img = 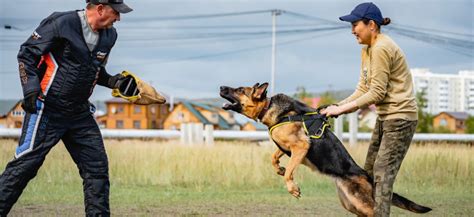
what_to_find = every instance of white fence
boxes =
[1,113,472,143]
[0,127,473,143]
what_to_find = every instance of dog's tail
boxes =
[392,193,432,213]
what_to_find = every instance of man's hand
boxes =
[108,73,127,89]
[21,91,39,114]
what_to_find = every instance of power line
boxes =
[110,28,345,67]
[391,23,473,38]
[117,26,346,42]
[387,26,474,57]
[284,10,344,26]
[118,23,325,30]
[122,10,273,22]
[2,9,472,58]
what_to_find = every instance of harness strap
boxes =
[268,112,330,139]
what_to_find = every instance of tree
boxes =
[318,91,337,106]
[293,86,312,100]
[466,116,474,134]
[416,89,433,133]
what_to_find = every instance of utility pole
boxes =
[270,9,282,96]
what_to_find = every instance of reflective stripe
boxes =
[269,112,329,139]
[303,122,330,139]
[40,52,58,95]
[15,100,44,158]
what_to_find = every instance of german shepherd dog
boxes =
[219,83,431,216]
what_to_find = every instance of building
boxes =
[411,68,474,115]
[241,121,267,131]
[0,100,24,129]
[97,98,172,129]
[301,97,321,109]
[433,111,469,134]
[163,101,239,130]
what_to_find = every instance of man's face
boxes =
[97,5,120,29]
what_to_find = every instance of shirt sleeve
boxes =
[96,66,113,88]
[17,14,59,97]
[354,46,390,108]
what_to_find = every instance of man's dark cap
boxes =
[87,0,133,14]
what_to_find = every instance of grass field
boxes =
[0,139,473,216]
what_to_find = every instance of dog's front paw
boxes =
[277,167,286,176]
[287,182,301,199]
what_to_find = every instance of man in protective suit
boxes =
[0,1,161,216]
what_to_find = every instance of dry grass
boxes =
[0,139,473,216]
[1,138,472,191]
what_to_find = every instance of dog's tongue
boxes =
[222,103,232,110]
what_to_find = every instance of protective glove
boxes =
[111,71,166,105]
[108,73,127,89]
[21,91,39,114]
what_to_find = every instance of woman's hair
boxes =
[381,18,391,26]
[361,17,391,30]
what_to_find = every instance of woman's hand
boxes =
[320,105,343,117]
[320,101,359,117]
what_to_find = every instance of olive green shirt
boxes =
[338,34,418,121]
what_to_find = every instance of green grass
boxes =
[1,139,473,216]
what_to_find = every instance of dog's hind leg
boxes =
[271,149,286,176]
[336,177,374,217]
[301,158,318,172]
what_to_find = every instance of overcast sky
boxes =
[0,0,472,101]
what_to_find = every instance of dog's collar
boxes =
[257,99,270,122]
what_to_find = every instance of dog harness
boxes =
[268,112,330,156]
[269,112,330,139]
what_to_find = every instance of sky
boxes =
[0,0,473,101]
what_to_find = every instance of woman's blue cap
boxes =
[339,2,384,25]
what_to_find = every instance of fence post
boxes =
[204,124,214,146]
[192,123,204,145]
[334,115,343,141]
[349,112,358,147]
[180,123,187,145]
[186,123,194,145]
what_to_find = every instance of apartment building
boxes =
[411,68,474,115]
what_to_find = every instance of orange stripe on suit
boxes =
[39,53,57,94]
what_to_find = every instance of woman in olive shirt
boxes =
[321,2,418,216]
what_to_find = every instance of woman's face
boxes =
[351,20,373,45]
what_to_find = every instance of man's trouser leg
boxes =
[62,114,110,217]
[372,119,417,217]
[0,108,62,216]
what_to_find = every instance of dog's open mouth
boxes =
[219,86,241,111]
[220,94,239,110]
[222,98,238,110]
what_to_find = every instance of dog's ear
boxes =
[253,82,268,100]
[252,83,260,89]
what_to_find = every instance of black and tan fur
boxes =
[219,83,431,216]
